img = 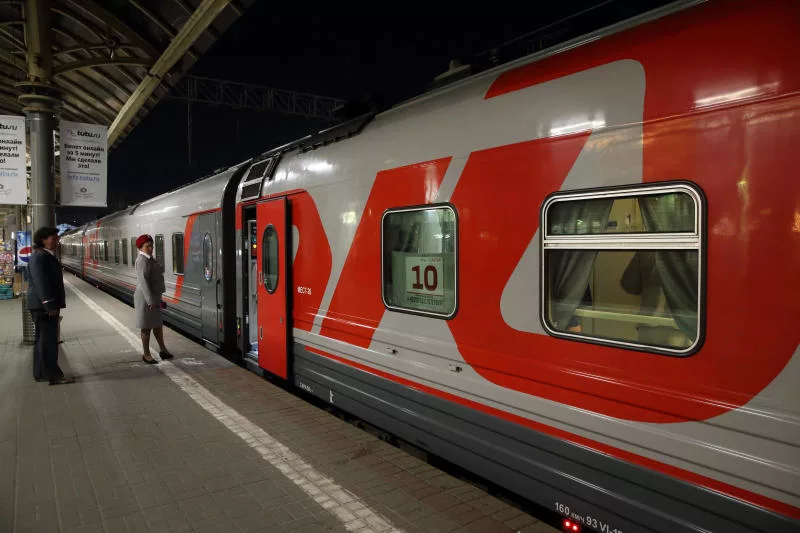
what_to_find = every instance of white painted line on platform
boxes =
[65,278,402,533]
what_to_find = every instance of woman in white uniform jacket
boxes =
[134,234,173,364]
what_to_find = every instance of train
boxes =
[60,1,800,531]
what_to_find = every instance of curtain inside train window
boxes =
[154,235,165,269]
[172,233,185,275]
[382,205,457,318]
[541,184,703,356]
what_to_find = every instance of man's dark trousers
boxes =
[31,310,63,381]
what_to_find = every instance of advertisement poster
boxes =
[15,230,31,267]
[59,120,107,207]
[0,115,27,205]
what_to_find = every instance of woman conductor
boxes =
[135,235,174,364]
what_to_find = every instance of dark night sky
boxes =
[58,0,673,225]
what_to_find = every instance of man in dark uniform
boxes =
[28,227,74,385]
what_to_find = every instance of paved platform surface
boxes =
[0,275,558,533]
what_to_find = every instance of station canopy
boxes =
[0,0,255,148]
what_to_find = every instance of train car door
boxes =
[256,197,289,378]
[198,212,221,346]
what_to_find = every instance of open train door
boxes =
[256,197,289,378]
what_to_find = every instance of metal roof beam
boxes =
[63,0,158,58]
[109,0,232,145]
[53,42,142,57]
[56,75,118,122]
[53,56,152,75]
[0,28,25,52]
[173,0,219,39]
[0,43,25,70]
[127,0,198,60]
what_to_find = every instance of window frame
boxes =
[202,233,213,282]
[380,202,459,320]
[261,224,279,294]
[172,233,185,275]
[154,234,165,269]
[121,238,128,265]
[539,181,706,357]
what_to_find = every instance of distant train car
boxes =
[61,1,800,531]
[61,165,244,348]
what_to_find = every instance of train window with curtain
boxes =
[540,182,704,356]
[172,233,184,275]
[382,204,458,318]
[122,238,128,265]
[154,234,165,269]
[114,240,120,264]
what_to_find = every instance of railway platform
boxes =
[0,274,557,533]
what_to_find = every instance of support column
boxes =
[28,111,54,229]
[17,0,60,339]
[18,0,61,231]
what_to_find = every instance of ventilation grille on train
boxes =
[245,159,271,182]
[240,182,262,200]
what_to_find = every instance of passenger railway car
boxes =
[61,1,800,531]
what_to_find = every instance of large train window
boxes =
[540,182,704,356]
[172,233,184,275]
[262,225,278,293]
[122,238,128,265]
[103,241,109,262]
[381,204,458,319]
[114,240,120,264]
[130,238,137,267]
[203,233,213,281]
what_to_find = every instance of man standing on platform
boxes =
[28,227,74,385]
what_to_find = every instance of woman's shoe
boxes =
[142,355,159,364]
[159,351,173,360]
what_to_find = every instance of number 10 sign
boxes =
[405,255,444,297]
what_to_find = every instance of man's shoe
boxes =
[49,376,76,386]
[159,351,173,360]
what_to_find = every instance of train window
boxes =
[131,238,137,267]
[154,234,165,269]
[114,240,120,264]
[122,238,128,265]
[203,233,213,281]
[540,183,704,356]
[103,241,109,262]
[172,233,184,275]
[261,225,278,293]
[381,204,458,318]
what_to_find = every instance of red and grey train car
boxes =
[61,1,800,531]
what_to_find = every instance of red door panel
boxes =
[256,198,289,378]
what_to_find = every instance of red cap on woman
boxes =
[136,234,153,249]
